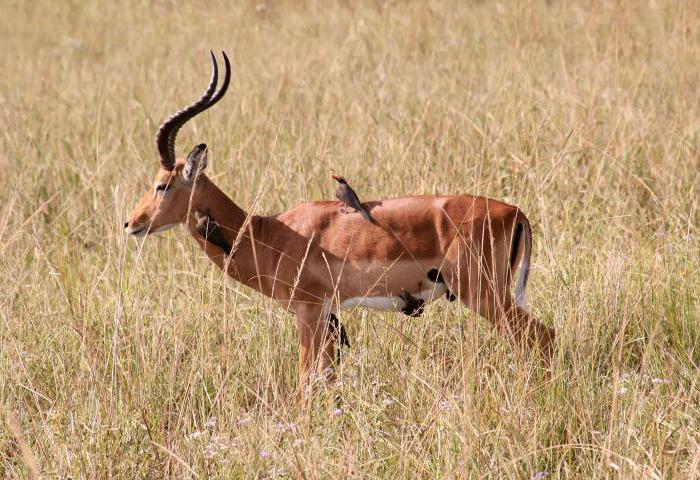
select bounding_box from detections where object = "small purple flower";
[205,416,217,430]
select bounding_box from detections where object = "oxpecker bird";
[331,175,373,222]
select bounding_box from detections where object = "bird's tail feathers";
[359,208,373,222]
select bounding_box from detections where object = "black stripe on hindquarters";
[426,268,456,302]
[328,313,350,364]
[510,222,523,272]
[195,212,232,255]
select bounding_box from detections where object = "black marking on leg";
[428,268,455,302]
[427,268,445,283]
[328,313,350,365]
[427,268,440,282]
[402,301,425,317]
[399,290,425,317]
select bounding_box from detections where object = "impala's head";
[124,51,231,237]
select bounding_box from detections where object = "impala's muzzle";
[124,219,149,237]
[124,219,177,237]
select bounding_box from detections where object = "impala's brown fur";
[126,53,554,398]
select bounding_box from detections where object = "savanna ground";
[1,0,699,478]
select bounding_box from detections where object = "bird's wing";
[347,186,374,220]
[345,186,365,209]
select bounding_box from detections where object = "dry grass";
[1,0,699,478]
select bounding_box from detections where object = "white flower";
[268,465,288,477]
[203,434,235,460]
[260,450,271,458]
[237,416,251,426]
[275,422,297,433]
[292,438,305,447]
[187,430,206,440]
[531,472,549,480]
[617,387,628,395]
[333,408,343,416]
[651,378,670,385]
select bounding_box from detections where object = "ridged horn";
[155,51,231,170]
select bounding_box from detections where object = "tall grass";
[1,0,698,477]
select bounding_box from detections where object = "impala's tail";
[510,219,532,311]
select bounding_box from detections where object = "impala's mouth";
[125,223,177,237]
[126,226,147,237]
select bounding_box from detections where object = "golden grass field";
[1,0,699,478]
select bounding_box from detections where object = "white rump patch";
[515,277,529,311]
[515,289,528,311]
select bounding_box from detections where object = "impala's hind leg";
[498,292,555,362]
[452,277,554,360]
[445,243,554,361]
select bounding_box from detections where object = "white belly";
[338,282,448,311]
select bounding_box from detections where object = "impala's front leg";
[295,304,336,402]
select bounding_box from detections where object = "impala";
[125,52,555,395]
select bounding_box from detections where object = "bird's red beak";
[331,175,339,181]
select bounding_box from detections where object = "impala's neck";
[190,175,248,234]
[185,175,263,291]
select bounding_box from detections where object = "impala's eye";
[155,183,170,193]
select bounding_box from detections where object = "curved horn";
[206,51,231,110]
[155,51,220,170]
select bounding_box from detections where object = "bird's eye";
[155,183,170,193]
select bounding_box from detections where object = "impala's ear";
[184,143,208,182]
